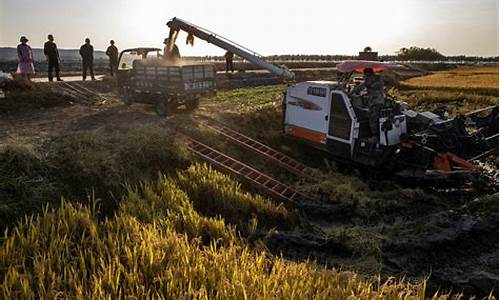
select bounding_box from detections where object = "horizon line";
[0,46,498,58]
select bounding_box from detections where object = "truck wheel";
[186,98,200,111]
[123,90,133,106]
[155,98,171,117]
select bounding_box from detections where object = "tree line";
[184,46,498,62]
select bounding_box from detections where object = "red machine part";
[433,152,477,173]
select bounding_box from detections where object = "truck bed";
[130,59,215,94]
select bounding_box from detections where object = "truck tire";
[155,98,172,117]
[123,90,133,106]
[185,98,200,111]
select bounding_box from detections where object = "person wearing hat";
[79,38,95,80]
[224,51,234,73]
[162,38,181,63]
[44,34,63,82]
[352,68,385,140]
[105,40,119,76]
[16,36,35,80]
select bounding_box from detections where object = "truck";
[116,47,216,116]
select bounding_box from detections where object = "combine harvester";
[166,17,498,181]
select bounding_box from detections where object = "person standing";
[352,68,385,139]
[224,51,234,73]
[105,40,119,76]
[79,38,95,80]
[16,36,35,80]
[43,34,63,81]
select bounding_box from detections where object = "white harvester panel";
[285,81,337,144]
[379,115,407,146]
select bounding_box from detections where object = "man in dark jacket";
[43,34,63,81]
[224,51,234,73]
[79,38,95,80]
[105,40,119,76]
[352,68,385,138]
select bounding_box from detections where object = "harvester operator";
[352,68,385,139]
[163,38,181,63]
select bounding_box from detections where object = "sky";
[0,0,498,56]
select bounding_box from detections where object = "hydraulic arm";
[166,17,295,80]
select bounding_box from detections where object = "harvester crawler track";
[182,134,312,205]
[194,115,318,181]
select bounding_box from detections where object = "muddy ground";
[0,80,498,298]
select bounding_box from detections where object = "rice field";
[396,66,499,115]
[0,171,463,299]
[1,125,491,299]
[0,69,498,298]
[401,66,499,95]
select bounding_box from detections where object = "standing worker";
[105,40,119,76]
[224,51,234,73]
[16,36,35,80]
[43,34,63,82]
[352,68,385,140]
[79,38,95,80]
[163,38,181,63]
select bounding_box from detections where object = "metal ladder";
[194,115,318,181]
[183,135,307,205]
[59,81,107,103]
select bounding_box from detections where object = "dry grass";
[0,127,190,230]
[0,142,60,227]
[0,79,74,114]
[0,185,467,299]
[177,163,293,231]
[389,66,498,115]
[401,66,499,95]
[120,173,238,245]
[396,89,498,115]
[44,127,190,199]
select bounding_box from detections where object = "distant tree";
[397,46,444,61]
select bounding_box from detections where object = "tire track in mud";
[255,172,498,298]
[382,195,498,297]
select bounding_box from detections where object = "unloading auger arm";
[166,17,295,81]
